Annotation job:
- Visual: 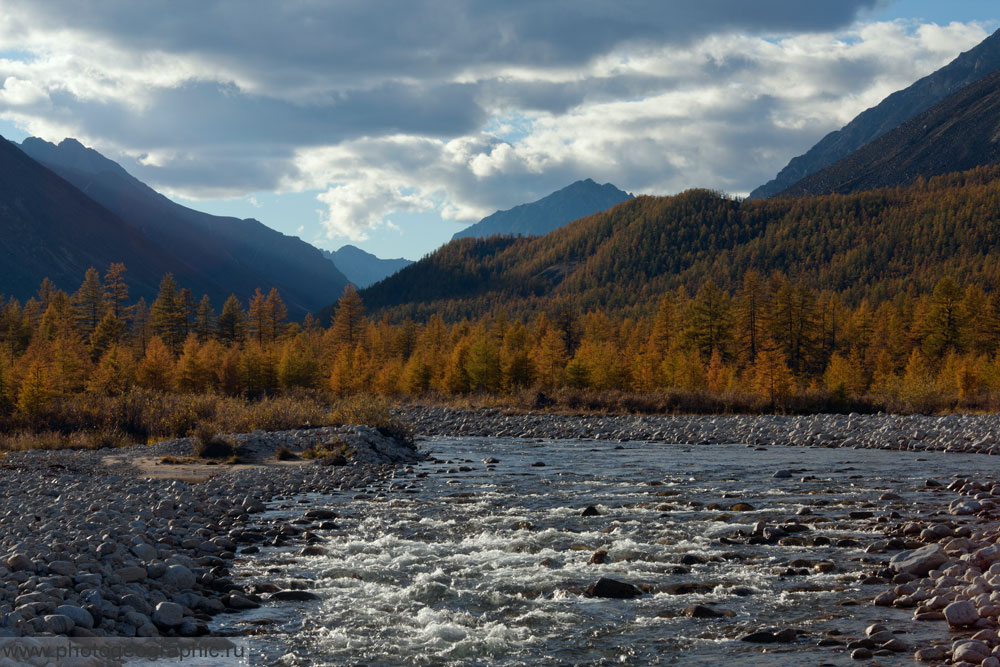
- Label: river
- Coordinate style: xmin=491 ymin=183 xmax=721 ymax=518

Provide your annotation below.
xmin=218 ymin=436 xmax=988 ymax=665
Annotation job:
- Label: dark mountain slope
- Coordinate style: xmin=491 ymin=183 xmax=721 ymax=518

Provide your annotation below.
xmin=345 ymin=168 xmax=1000 ymax=321
xmin=751 ymin=29 xmax=1000 ymax=199
xmin=19 ymin=138 xmax=349 ymax=316
xmin=322 ymin=245 xmax=412 ymax=288
xmin=451 ymin=178 xmax=632 ymax=240
xmin=781 ymin=68 xmax=1000 ymax=196
xmin=0 ymin=135 xmax=184 ymax=301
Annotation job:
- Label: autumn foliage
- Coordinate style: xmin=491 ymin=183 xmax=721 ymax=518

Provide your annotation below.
xmin=3 ymin=257 xmax=1000 ymax=433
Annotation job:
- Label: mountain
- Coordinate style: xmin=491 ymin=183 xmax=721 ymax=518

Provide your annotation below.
xmin=345 ymin=167 xmax=1000 ymax=321
xmin=451 ymin=179 xmax=632 ymax=240
xmin=321 ymin=245 xmax=412 ymax=288
xmin=751 ymin=28 xmax=1000 ymax=199
xmin=0 ymin=134 xmax=181 ymax=301
xmin=780 ymin=68 xmax=1000 ymax=196
xmin=18 ymin=137 xmax=349 ymax=317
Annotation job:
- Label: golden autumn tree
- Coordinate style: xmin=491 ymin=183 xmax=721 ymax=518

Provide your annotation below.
xmin=136 ymin=337 xmax=174 ymax=391
xmin=87 ymin=345 xmax=136 ymax=395
xmin=751 ymin=341 xmax=794 ymax=404
xmin=277 ymin=334 xmax=321 ymax=389
xmin=330 ymin=285 xmax=366 ymax=350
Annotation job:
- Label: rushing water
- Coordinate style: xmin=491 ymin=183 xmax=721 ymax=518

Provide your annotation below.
xmin=220 ymin=437 xmax=993 ymax=665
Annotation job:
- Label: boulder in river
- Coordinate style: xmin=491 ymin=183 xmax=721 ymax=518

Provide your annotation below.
xmin=271 ymin=590 xmax=322 ymax=602
xmin=586 ymin=577 xmax=640 ymax=599
xmin=889 ymin=544 xmax=948 ymax=576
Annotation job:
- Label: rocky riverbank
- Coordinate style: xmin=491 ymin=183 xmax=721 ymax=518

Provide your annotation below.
xmin=398 ymin=405 xmax=1000 ymax=454
xmin=0 ymin=426 xmax=421 ymax=640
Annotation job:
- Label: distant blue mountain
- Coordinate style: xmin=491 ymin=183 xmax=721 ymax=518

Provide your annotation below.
xmin=451 ymin=179 xmax=632 ymax=240
xmin=322 ymin=245 xmax=413 ymax=288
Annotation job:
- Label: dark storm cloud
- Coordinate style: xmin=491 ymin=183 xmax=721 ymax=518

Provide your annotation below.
xmin=9 ymin=1 xmax=883 ymax=84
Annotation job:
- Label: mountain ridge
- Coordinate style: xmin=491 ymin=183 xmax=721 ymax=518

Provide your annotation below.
xmin=779 ymin=67 xmax=1000 ymax=196
xmin=0 ymin=135 xmax=190 ymax=302
xmin=18 ymin=137 xmax=349 ymax=317
xmin=321 ymin=245 xmax=413 ymax=288
xmin=751 ymin=28 xmax=1000 ymax=199
xmin=451 ymin=178 xmax=632 ymax=240
xmin=345 ymin=167 xmax=1000 ymax=322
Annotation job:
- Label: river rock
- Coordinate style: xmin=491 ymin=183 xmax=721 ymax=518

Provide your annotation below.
xmin=54 ymin=605 xmax=94 ymax=630
xmin=890 ymin=544 xmax=948 ymax=576
xmin=117 ymin=566 xmax=147 ymax=583
xmin=47 ymin=560 xmax=76 ymax=576
xmin=952 ymin=639 xmax=990 ymax=663
xmin=944 ymin=600 xmax=980 ymax=627
xmin=42 ymin=614 xmax=75 ymax=634
xmin=685 ymin=604 xmax=724 ymax=619
xmin=586 ymin=578 xmax=640 ymax=599
xmin=162 ymin=564 xmax=196 ymax=590
xmin=152 ymin=602 xmax=184 ymax=628
xmin=6 ymin=553 xmax=32 ymax=572
xmin=271 ymin=590 xmax=322 ymax=602
xmin=131 ymin=543 xmax=157 ymax=561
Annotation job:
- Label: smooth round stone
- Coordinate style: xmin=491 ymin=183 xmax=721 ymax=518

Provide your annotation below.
xmin=161 ymin=564 xmax=196 ymax=590
xmin=54 ymin=605 xmax=94 ymax=629
xmin=151 ymin=602 xmax=184 ymax=628
xmin=42 ymin=614 xmax=75 ymax=635
xmin=944 ymin=600 xmax=980 ymax=627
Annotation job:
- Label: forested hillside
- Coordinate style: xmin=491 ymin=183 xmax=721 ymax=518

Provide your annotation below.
xmin=359 ymin=167 xmax=1000 ymax=321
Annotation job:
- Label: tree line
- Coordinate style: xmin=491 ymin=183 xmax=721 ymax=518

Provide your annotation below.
xmin=2 ymin=264 xmax=999 ymax=416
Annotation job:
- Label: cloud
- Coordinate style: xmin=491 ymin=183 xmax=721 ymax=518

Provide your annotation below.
xmin=0 ymin=1 xmax=990 ymax=240
xmin=290 ymin=20 xmax=990 ymax=238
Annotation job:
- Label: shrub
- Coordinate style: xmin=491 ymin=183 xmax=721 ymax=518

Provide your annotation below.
xmin=275 ymin=446 xmax=297 ymax=461
xmin=190 ymin=425 xmax=235 ymax=459
xmin=329 ymin=395 xmax=414 ymax=445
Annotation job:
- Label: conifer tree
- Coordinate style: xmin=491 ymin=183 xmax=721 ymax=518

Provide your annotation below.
xmin=103 ymin=263 xmax=130 ymax=321
xmin=17 ymin=359 xmax=51 ymax=416
xmin=73 ymin=267 xmax=105 ymax=335
xmin=217 ymin=295 xmax=247 ymax=344
xmin=136 ymin=337 xmax=174 ymax=391
xmin=195 ymin=295 xmax=215 ymax=341
xmin=150 ymin=274 xmax=185 ymax=352
xmin=277 ymin=335 xmax=320 ymax=389
xmin=265 ymin=288 xmax=288 ymax=342
xmin=131 ymin=298 xmax=150 ymax=354
xmin=331 ymin=285 xmax=366 ymax=349
xmin=87 ymin=345 xmax=136 ymax=395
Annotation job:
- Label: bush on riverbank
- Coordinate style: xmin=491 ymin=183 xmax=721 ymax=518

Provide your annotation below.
xmin=0 ymin=390 xmax=412 ymax=452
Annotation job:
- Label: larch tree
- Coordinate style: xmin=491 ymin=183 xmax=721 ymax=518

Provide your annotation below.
xmin=217 ymin=295 xmax=247 ymax=344
xmin=195 ymin=295 xmax=215 ymax=341
xmin=103 ymin=263 xmax=130 ymax=321
xmin=73 ymin=267 xmax=105 ymax=336
xmin=331 ymin=285 xmax=366 ymax=350
xmin=149 ymin=274 xmax=185 ymax=352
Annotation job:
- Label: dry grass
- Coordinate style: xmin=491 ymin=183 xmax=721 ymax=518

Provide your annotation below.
xmin=328 ymin=395 xmax=414 ymax=444
xmin=0 ymin=390 xmax=420 ymax=453
xmin=405 ymin=388 xmax=888 ymax=417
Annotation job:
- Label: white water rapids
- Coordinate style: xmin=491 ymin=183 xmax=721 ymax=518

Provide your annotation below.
xmin=218 ymin=437 xmax=990 ymax=665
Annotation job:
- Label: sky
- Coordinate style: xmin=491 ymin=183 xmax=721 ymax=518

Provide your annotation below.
xmin=0 ymin=1 xmax=996 ymax=260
